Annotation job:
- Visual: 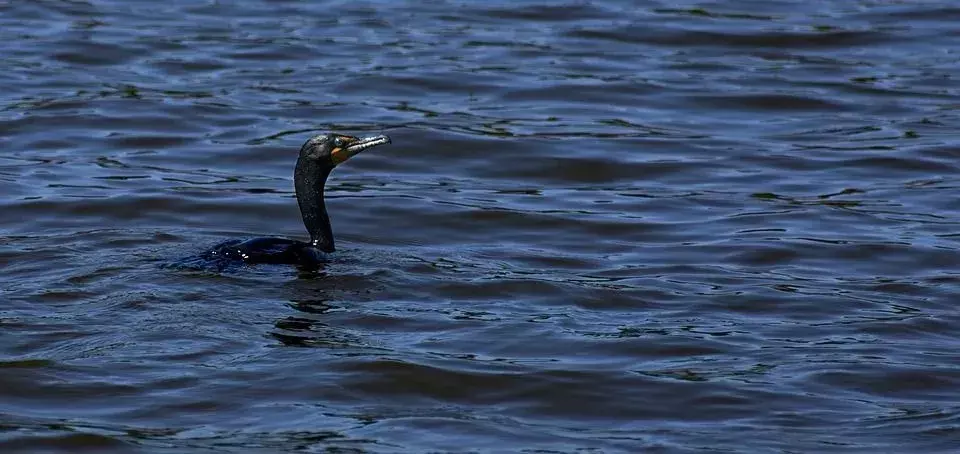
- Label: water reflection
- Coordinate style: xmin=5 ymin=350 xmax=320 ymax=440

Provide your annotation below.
xmin=271 ymin=299 xmax=361 ymax=348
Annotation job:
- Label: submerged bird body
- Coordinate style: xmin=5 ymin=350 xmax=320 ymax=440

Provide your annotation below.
xmin=201 ymin=133 xmax=391 ymax=269
xmin=204 ymin=238 xmax=323 ymax=265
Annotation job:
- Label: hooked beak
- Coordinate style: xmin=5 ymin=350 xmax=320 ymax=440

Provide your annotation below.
xmin=330 ymin=135 xmax=392 ymax=165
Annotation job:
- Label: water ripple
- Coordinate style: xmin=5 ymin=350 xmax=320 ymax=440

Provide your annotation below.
xmin=1 ymin=0 xmax=959 ymax=452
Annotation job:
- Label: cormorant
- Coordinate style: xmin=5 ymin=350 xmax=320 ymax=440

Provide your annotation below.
xmin=203 ymin=133 xmax=392 ymax=268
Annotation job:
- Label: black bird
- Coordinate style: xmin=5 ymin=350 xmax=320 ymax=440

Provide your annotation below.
xmin=203 ymin=133 xmax=392 ymax=268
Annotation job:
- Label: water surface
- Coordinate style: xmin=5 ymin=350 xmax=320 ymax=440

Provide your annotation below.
xmin=2 ymin=1 xmax=960 ymax=452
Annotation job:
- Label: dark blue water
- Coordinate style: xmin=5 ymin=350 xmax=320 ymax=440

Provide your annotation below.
xmin=2 ymin=1 xmax=960 ymax=452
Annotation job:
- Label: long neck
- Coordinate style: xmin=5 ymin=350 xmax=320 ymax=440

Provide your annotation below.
xmin=294 ymin=157 xmax=335 ymax=252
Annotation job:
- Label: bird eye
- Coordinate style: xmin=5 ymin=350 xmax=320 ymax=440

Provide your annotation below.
xmin=333 ymin=137 xmax=343 ymax=147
